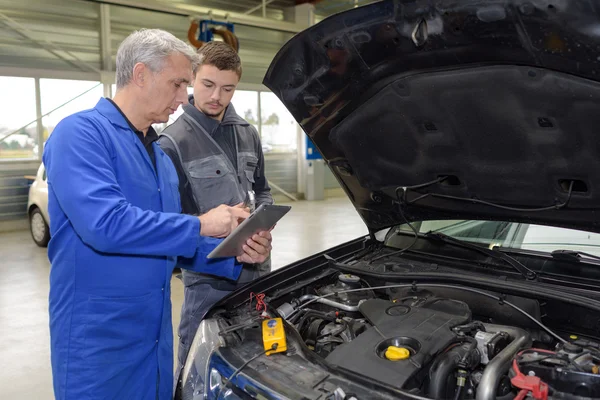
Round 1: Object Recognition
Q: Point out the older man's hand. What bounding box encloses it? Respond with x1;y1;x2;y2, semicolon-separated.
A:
198;203;249;238
236;231;272;264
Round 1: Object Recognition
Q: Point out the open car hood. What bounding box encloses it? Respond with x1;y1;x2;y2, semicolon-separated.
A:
263;0;600;234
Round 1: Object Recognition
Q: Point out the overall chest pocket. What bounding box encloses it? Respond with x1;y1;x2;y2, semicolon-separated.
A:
240;153;258;190
186;155;240;213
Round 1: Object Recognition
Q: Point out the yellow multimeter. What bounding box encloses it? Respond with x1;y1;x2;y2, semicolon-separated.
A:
262;317;287;355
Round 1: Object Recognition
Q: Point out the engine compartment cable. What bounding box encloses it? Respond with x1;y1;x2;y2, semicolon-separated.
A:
285;283;568;344
398;177;574;212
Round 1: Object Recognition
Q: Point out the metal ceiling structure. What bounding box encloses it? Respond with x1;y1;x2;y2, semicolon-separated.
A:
0;0;300;84
86;0;305;33
312;0;380;17
93;0;382;24
0;0;380;83
0;0;353;213
166;0;297;17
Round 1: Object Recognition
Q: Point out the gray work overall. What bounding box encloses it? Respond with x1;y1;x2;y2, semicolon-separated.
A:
160;102;273;385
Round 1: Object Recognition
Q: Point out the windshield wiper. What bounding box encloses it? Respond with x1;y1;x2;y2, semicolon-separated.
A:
551;249;600;262
423;232;538;280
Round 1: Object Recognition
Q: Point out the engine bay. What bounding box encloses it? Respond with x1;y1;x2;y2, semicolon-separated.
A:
213;271;600;400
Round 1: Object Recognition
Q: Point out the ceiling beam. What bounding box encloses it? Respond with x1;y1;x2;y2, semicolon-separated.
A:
0;12;101;74
244;0;277;17
86;0;306;33
295;0;325;4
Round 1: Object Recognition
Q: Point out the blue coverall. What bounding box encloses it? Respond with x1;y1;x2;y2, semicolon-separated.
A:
43;98;235;399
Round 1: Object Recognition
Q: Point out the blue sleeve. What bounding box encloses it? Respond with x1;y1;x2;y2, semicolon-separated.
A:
43;114;201;258
177;237;243;280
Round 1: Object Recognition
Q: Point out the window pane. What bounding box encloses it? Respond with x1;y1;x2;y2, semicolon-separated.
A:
41;79;104;140
260;92;297;153
231;90;259;133
389;220;600;257
0;77;38;160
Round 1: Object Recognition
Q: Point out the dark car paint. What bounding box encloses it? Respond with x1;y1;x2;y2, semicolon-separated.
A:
263;0;600;235
178;1;600;397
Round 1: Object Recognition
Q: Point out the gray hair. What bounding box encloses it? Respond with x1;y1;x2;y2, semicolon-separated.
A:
115;29;199;89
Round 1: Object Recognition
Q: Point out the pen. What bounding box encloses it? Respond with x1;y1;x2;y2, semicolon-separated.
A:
245;190;256;213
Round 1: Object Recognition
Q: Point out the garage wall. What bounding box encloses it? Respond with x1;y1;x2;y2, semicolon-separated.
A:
325;167;340;189
265;155;297;195
0;161;38;221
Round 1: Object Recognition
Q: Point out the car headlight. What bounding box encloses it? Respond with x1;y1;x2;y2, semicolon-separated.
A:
205;351;281;400
181;318;224;399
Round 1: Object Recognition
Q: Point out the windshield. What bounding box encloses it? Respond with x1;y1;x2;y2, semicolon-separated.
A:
389;220;600;257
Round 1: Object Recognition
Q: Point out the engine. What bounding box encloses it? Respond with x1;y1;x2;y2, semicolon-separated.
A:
325;297;472;392
275;274;600;400
512;346;600;399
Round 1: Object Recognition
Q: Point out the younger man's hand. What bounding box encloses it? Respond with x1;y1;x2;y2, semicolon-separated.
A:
236;231;272;264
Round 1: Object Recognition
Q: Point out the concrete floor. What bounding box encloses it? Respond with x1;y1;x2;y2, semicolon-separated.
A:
0;196;367;399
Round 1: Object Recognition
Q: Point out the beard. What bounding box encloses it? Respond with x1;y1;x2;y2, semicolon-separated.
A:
202;110;222;118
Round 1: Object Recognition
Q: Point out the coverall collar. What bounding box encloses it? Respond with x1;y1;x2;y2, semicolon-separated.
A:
184;94;247;129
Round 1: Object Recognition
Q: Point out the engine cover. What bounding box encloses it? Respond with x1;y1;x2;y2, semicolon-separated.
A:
325;298;471;389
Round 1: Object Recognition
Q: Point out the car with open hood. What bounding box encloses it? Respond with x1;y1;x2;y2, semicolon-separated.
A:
176;1;600;399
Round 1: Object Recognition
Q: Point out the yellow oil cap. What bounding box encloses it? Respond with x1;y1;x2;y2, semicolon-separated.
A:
570;335;579;340
385;346;410;361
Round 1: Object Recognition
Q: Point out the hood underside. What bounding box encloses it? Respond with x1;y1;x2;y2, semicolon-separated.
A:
263;0;600;233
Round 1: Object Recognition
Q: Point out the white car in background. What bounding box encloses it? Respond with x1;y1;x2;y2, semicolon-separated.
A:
27;163;50;247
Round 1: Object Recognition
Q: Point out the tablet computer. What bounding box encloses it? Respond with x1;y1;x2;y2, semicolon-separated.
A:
206;204;291;259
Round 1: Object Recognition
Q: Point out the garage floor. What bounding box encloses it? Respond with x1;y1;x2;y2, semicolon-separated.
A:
0;196;367;399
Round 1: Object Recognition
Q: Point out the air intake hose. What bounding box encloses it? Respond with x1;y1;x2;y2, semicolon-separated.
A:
428;338;479;400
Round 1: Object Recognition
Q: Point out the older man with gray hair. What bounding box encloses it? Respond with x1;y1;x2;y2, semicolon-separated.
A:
43;29;253;400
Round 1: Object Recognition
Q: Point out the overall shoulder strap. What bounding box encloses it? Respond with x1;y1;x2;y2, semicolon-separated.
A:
159;132;201;214
182;113;240;177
